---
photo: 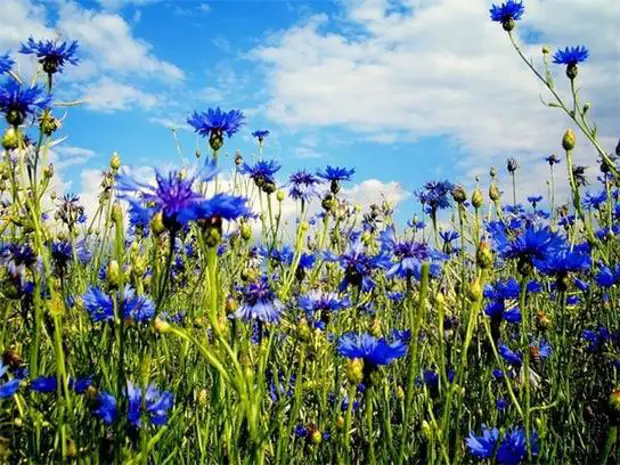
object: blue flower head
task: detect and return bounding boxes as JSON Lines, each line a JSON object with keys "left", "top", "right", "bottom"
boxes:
{"left": 239, "top": 159, "right": 281, "bottom": 191}
{"left": 93, "top": 392, "right": 117, "bottom": 425}
{"left": 232, "top": 276, "right": 284, "bottom": 323}
{"left": 545, "top": 154, "right": 561, "bottom": 166}
{"left": 0, "top": 80, "right": 51, "bottom": 126}
{"left": 0, "top": 362, "right": 20, "bottom": 398}
{"left": 416, "top": 180, "right": 454, "bottom": 212}
{"left": 20, "top": 37, "right": 79, "bottom": 74}
{"left": 466, "top": 424, "right": 499, "bottom": 459}
{"left": 489, "top": 1, "right": 525, "bottom": 31}
{"left": 252, "top": 129, "right": 270, "bottom": 142}
{"left": 127, "top": 382, "right": 174, "bottom": 427}
{"left": 496, "top": 427, "right": 539, "bottom": 464}
{"left": 187, "top": 107, "right": 245, "bottom": 150}
{"left": 316, "top": 165, "right": 355, "bottom": 194}
{"left": 0, "top": 52, "right": 15, "bottom": 75}
{"left": 553, "top": 46, "right": 589, "bottom": 67}
{"left": 288, "top": 170, "right": 323, "bottom": 202}
{"left": 337, "top": 332, "right": 407, "bottom": 374}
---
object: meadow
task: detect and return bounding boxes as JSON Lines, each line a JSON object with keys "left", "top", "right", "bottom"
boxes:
{"left": 0, "top": 1, "right": 618, "bottom": 464}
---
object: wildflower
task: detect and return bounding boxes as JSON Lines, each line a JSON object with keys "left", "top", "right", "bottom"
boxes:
{"left": 527, "top": 195, "right": 543, "bottom": 208}
{"left": 251, "top": 129, "right": 270, "bottom": 142}
{"left": 93, "top": 392, "right": 117, "bottom": 425}
{"left": 31, "top": 376, "right": 57, "bottom": 393}
{"left": 187, "top": 107, "right": 245, "bottom": 151}
{"left": 69, "top": 376, "right": 93, "bottom": 394}
{"left": 82, "top": 286, "right": 156, "bottom": 323}
{"left": 466, "top": 424, "right": 499, "bottom": 459}
{"left": 127, "top": 382, "right": 174, "bottom": 427}
{"left": 530, "top": 339, "right": 552, "bottom": 361}
{"left": 335, "top": 239, "right": 389, "bottom": 292}
{"left": 596, "top": 266, "right": 619, "bottom": 288}
{"left": 553, "top": 46, "right": 589, "bottom": 79}
{"left": 582, "top": 190, "right": 607, "bottom": 210}
{"left": 0, "top": 362, "right": 20, "bottom": 398}
{"left": 416, "top": 180, "right": 455, "bottom": 213}
{"left": 572, "top": 165, "right": 588, "bottom": 186}
{"left": 507, "top": 157, "right": 518, "bottom": 173}
{"left": 51, "top": 240, "right": 73, "bottom": 271}
{"left": 380, "top": 227, "right": 444, "bottom": 280}
{"left": 0, "top": 80, "right": 51, "bottom": 126}
{"left": 337, "top": 332, "right": 407, "bottom": 377}
{"left": 499, "top": 343, "right": 522, "bottom": 367}
{"left": 494, "top": 223, "right": 565, "bottom": 272}
{"left": 317, "top": 165, "right": 355, "bottom": 194}
{"left": 298, "top": 290, "right": 350, "bottom": 329}
{"left": 0, "top": 52, "right": 14, "bottom": 75}
{"left": 20, "top": 37, "right": 79, "bottom": 75}
{"left": 545, "top": 154, "right": 561, "bottom": 166}
{"left": 496, "top": 427, "right": 539, "bottom": 464}
{"left": 239, "top": 159, "right": 281, "bottom": 192}
{"left": 123, "top": 288, "right": 156, "bottom": 323}
{"left": 534, "top": 248, "right": 591, "bottom": 291}
{"left": 55, "top": 193, "right": 85, "bottom": 231}
{"left": 231, "top": 276, "right": 284, "bottom": 323}
{"left": 288, "top": 170, "right": 323, "bottom": 202}
{"left": 489, "top": 1, "right": 525, "bottom": 31}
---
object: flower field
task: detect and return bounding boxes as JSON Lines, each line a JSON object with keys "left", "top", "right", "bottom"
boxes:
{"left": 0, "top": 1, "right": 618, "bottom": 464}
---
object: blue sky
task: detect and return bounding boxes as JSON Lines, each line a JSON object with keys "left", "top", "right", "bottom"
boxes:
{"left": 2, "top": 0, "right": 619, "bottom": 226}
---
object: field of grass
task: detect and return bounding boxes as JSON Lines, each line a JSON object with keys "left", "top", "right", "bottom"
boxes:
{"left": 0, "top": 2, "right": 618, "bottom": 464}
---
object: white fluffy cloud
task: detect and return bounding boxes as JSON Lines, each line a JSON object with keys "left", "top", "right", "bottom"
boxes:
{"left": 252, "top": 0, "right": 619, "bottom": 185}
{"left": 81, "top": 77, "right": 159, "bottom": 112}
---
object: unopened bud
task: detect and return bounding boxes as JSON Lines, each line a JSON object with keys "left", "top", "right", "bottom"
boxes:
{"left": 107, "top": 260, "right": 121, "bottom": 289}
{"left": 297, "top": 318, "right": 311, "bottom": 342}
{"left": 396, "top": 385, "right": 405, "bottom": 400}
{"left": 111, "top": 201, "right": 123, "bottom": 225}
{"left": 276, "top": 190, "right": 285, "bottom": 202}
{"left": 151, "top": 211, "right": 165, "bottom": 235}
{"left": 451, "top": 185, "right": 467, "bottom": 204}
{"left": 489, "top": 183, "right": 501, "bottom": 202}
{"left": 476, "top": 241, "right": 493, "bottom": 270}
{"left": 609, "top": 387, "right": 620, "bottom": 414}
{"left": 346, "top": 358, "right": 364, "bottom": 385}
{"left": 110, "top": 152, "right": 121, "bottom": 170}
{"left": 240, "top": 222, "right": 252, "bottom": 241}
{"left": 310, "top": 429, "right": 322, "bottom": 445}
{"left": 562, "top": 129, "right": 576, "bottom": 151}
{"left": 472, "top": 187, "right": 484, "bottom": 208}
{"left": 467, "top": 277, "right": 483, "bottom": 302}
{"left": 153, "top": 318, "right": 171, "bottom": 334}
{"left": 336, "top": 416, "right": 345, "bottom": 430}
{"left": 2, "top": 127, "right": 19, "bottom": 150}
{"left": 542, "top": 46, "right": 551, "bottom": 54}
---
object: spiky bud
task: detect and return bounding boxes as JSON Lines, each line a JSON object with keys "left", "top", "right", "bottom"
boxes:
{"left": 467, "top": 277, "right": 483, "bottom": 302}
{"left": 346, "top": 358, "right": 364, "bottom": 385}
{"left": 276, "top": 190, "right": 285, "bottom": 202}
{"left": 153, "top": 318, "right": 171, "bottom": 334}
{"left": 476, "top": 241, "right": 493, "bottom": 269}
{"left": 451, "top": 185, "right": 467, "bottom": 204}
{"left": 2, "top": 127, "right": 20, "bottom": 150}
{"left": 562, "top": 129, "right": 576, "bottom": 151}
{"left": 151, "top": 211, "right": 165, "bottom": 235}
{"left": 106, "top": 260, "right": 121, "bottom": 289}
{"left": 472, "top": 187, "right": 484, "bottom": 208}
{"left": 110, "top": 152, "right": 121, "bottom": 170}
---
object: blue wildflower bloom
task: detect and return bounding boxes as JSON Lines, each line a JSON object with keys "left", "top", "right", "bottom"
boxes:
{"left": 498, "top": 343, "right": 522, "bottom": 367}
{"left": 93, "top": 392, "right": 117, "bottom": 425}
{"left": 82, "top": 286, "right": 114, "bottom": 322}
{"left": 0, "top": 362, "right": 20, "bottom": 398}
{"left": 337, "top": 239, "right": 389, "bottom": 292}
{"left": 298, "top": 290, "right": 349, "bottom": 323}
{"left": 232, "top": 276, "right": 284, "bottom": 323}
{"left": 489, "top": 1, "right": 525, "bottom": 25}
{"left": 534, "top": 248, "right": 591, "bottom": 277}
{"left": 51, "top": 240, "right": 73, "bottom": 269}
{"left": 495, "top": 224, "right": 565, "bottom": 267}
{"left": 497, "top": 398, "right": 509, "bottom": 410}
{"left": 0, "top": 80, "right": 51, "bottom": 125}
{"left": 493, "top": 369, "right": 504, "bottom": 379}
{"left": 69, "top": 376, "right": 93, "bottom": 394}
{"left": 0, "top": 52, "right": 15, "bottom": 75}
{"left": 316, "top": 166, "right": 355, "bottom": 182}
{"left": 83, "top": 286, "right": 156, "bottom": 323}
{"left": 192, "top": 193, "right": 251, "bottom": 222}
{"left": 20, "top": 37, "right": 79, "bottom": 74}
{"left": 251, "top": 129, "right": 270, "bottom": 141}
{"left": 553, "top": 46, "right": 589, "bottom": 66}
{"left": 466, "top": 424, "right": 499, "bottom": 459}
{"left": 31, "top": 376, "right": 56, "bottom": 393}
{"left": 288, "top": 170, "right": 323, "bottom": 202}
{"left": 527, "top": 195, "right": 543, "bottom": 208}
{"left": 380, "top": 227, "right": 444, "bottom": 280}
{"left": 123, "top": 288, "right": 156, "bottom": 323}
{"left": 496, "top": 427, "right": 539, "bottom": 464}
{"left": 416, "top": 180, "right": 454, "bottom": 212}
{"left": 583, "top": 190, "right": 607, "bottom": 210}
{"left": 127, "top": 381, "right": 174, "bottom": 427}
{"left": 439, "top": 230, "right": 459, "bottom": 243}
{"left": 596, "top": 266, "right": 618, "bottom": 288}
{"left": 187, "top": 107, "right": 245, "bottom": 139}
{"left": 336, "top": 333, "right": 407, "bottom": 371}
{"left": 128, "top": 201, "right": 155, "bottom": 235}
{"left": 239, "top": 159, "right": 282, "bottom": 189}
{"left": 116, "top": 160, "right": 220, "bottom": 230}
{"left": 545, "top": 154, "right": 561, "bottom": 166}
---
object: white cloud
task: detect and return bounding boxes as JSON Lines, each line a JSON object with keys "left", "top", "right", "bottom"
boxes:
{"left": 54, "top": 145, "right": 96, "bottom": 169}
{"left": 251, "top": 0, "right": 619, "bottom": 176}
{"left": 82, "top": 77, "right": 159, "bottom": 112}
{"left": 57, "top": 1, "right": 184, "bottom": 81}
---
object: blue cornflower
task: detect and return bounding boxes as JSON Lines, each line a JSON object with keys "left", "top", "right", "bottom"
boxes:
{"left": 0, "top": 52, "right": 15, "bottom": 75}
{"left": 69, "top": 376, "right": 93, "bottom": 394}
{"left": 553, "top": 46, "right": 589, "bottom": 66}
{"left": 252, "top": 129, "right": 270, "bottom": 142}
{"left": 489, "top": 1, "right": 525, "bottom": 27}
{"left": 0, "top": 80, "right": 51, "bottom": 126}
{"left": 288, "top": 170, "right": 323, "bottom": 202}
{"left": 495, "top": 224, "right": 565, "bottom": 267}
{"left": 498, "top": 343, "right": 522, "bottom": 367}
{"left": 496, "top": 427, "right": 539, "bottom": 464}
{"left": 527, "top": 195, "right": 543, "bottom": 208}
{"left": 336, "top": 239, "right": 389, "bottom": 292}
{"left": 298, "top": 290, "right": 350, "bottom": 328}
{"left": 82, "top": 286, "right": 156, "bottom": 323}
{"left": 596, "top": 265, "right": 619, "bottom": 288}
{"left": 239, "top": 159, "right": 282, "bottom": 190}
{"left": 124, "top": 288, "right": 156, "bottom": 323}
{"left": 187, "top": 107, "right": 245, "bottom": 139}
{"left": 0, "top": 362, "right": 20, "bottom": 398}
{"left": 439, "top": 230, "right": 459, "bottom": 243}
{"left": 534, "top": 248, "right": 591, "bottom": 278}
{"left": 232, "top": 276, "right": 284, "bottom": 323}
{"left": 530, "top": 339, "right": 552, "bottom": 359}
{"left": 93, "top": 392, "right": 117, "bottom": 425}
{"left": 116, "top": 160, "right": 221, "bottom": 230}
{"left": 380, "top": 228, "right": 444, "bottom": 280}
{"left": 82, "top": 286, "right": 114, "bottom": 322}
{"left": 337, "top": 333, "right": 407, "bottom": 371}
{"left": 192, "top": 193, "right": 251, "bottom": 222}
{"left": 31, "top": 376, "right": 56, "bottom": 393}
{"left": 127, "top": 382, "right": 174, "bottom": 427}
{"left": 316, "top": 165, "right": 355, "bottom": 182}
{"left": 128, "top": 201, "right": 155, "bottom": 235}
{"left": 466, "top": 424, "right": 499, "bottom": 459}
{"left": 20, "top": 37, "right": 79, "bottom": 74}
{"left": 545, "top": 154, "right": 561, "bottom": 166}
{"left": 497, "top": 398, "right": 509, "bottom": 410}
{"left": 416, "top": 180, "right": 454, "bottom": 212}
{"left": 583, "top": 190, "right": 607, "bottom": 210}
{"left": 51, "top": 240, "right": 73, "bottom": 269}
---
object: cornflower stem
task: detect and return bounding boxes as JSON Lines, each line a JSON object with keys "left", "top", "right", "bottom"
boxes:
{"left": 398, "top": 263, "right": 430, "bottom": 465}
{"left": 342, "top": 382, "right": 358, "bottom": 463}
{"left": 564, "top": 148, "right": 597, "bottom": 244}
{"left": 365, "top": 384, "right": 376, "bottom": 465}
{"left": 519, "top": 274, "right": 532, "bottom": 460}
{"left": 442, "top": 270, "right": 485, "bottom": 460}
{"left": 511, "top": 172, "right": 517, "bottom": 206}
{"left": 507, "top": 31, "right": 619, "bottom": 178}
{"left": 550, "top": 165, "right": 556, "bottom": 220}
{"left": 156, "top": 229, "right": 176, "bottom": 312}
